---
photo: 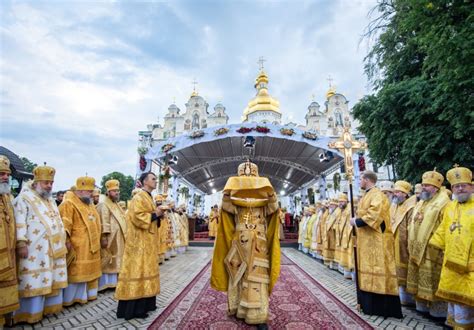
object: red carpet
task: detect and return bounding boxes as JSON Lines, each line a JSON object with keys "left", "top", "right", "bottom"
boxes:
{"left": 149, "top": 254, "right": 372, "bottom": 329}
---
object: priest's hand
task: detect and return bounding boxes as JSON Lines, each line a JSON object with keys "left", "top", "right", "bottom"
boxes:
{"left": 350, "top": 217, "right": 357, "bottom": 227}
{"left": 155, "top": 206, "right": 165, "bottom": 218}
{"left": 17, "top": 246, "right": 28, "bottom": 259}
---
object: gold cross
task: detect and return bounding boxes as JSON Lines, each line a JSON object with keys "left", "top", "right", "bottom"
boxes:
{"left": 328, "top": 127, "right": 367, "bottom": 182}
{"left": 257, "top": 56, "right": 266, "bottom": 71}
{"left": 192, "top": 78, "right": 198, "bottom": 92}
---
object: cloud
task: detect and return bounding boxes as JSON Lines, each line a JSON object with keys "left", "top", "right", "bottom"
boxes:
{"left": 1, "top": 0, "right": 377, "bottom": 190}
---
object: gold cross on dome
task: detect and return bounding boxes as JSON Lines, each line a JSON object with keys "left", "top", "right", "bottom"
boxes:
{"left": 192, "top": 78, "right": 198, "bottom": 92}
{"left": 328, "top": 127, "right": 367, "bottom": 182}
{"left": 257, "top": 56, "right": 266, "bottom": 71}
{"left": 327, "top": 75, "right": 334, "bottom": 87}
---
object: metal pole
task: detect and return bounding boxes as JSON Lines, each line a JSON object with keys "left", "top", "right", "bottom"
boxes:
{"left": 348, "top": 180, "right": 361, "bottom": 308}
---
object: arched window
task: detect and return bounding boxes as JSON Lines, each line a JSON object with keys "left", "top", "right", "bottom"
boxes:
{"left": 192, "top": 113, "right": 200, "bottom": 129}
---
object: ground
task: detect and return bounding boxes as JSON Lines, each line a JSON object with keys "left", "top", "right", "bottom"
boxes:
{"left": 11, "top": 247, "right": 444, "bottom": 329}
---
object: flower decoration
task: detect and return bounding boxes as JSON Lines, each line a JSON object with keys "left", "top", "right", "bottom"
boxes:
{"left": 137, "top": 146, "right": 149, "bottom": 156}
{"left": 237, "top": 127, "right": 253, "bottom": 134}
{"left": 161, "top": 143, "right": 175, "bottom": 153}
{"left": 280, "top": 128, "right": 295, "bottom": 136}
{"left": 189, "top": 130, "right": 205, "bottom": 139}
{"left": 214, "top": 127, "right": 229, "bottom": 136}
{"left": 255, "top": 126, "right": 270, "bottom": 134}
{"left": 302, "top": 131, "right": 318, "bottom": 141}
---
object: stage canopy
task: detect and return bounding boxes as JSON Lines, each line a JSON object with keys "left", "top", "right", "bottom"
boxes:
{"left": 145, "top": 123, "right": 343, "bottom": 195}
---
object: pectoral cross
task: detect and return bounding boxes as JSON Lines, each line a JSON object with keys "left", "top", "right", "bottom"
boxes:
{"left": 449, "top": 222, "right": 462, "bottom": 233}
{"left": 328, "top": 127, "right": 367, "bottom": 183}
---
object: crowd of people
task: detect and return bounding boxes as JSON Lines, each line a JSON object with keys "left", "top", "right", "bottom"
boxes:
{"left": 297, "top": 167, "right": 473, "bottom": 328}
{"left": 0, "top": 156, "right": 190, "bottom": 326}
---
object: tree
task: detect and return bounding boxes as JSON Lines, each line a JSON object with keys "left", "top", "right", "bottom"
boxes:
{"left": 100, "top": 172, "right": 135, "bottom": 201}
{"left": 353, "top": 0, "right": 474, "bottom": 183}
{"left": 20, "top": 157, "right": 37, "bottom": 173}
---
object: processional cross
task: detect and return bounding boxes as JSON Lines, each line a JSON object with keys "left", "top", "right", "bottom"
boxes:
{"left": 328, "top": 127, "right": 367, "bottom": 183}
{"left": 328, "top": 127, "right": 367, "bottom": 308}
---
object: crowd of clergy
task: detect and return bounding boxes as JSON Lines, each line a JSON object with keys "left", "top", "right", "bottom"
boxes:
{"left": 297, "top": 166, "right": 473, "bottom": 329}
{"left": 0, "top": 155, "right": 190, "bottom": 327}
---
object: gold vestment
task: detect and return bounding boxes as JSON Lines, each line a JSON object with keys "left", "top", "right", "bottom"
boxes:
{"left": 115, "top": 190, "right": 160, "bottom": 300}
{"left": 0, "top": 194, "right": 19, "bottom": 321}
{"left": 356, "top": 187, "right": 398, "bottom": 296}
{"left": 59, "top": 193, "right": 102, "bottom": 283}
{"left": 336, "top": 206, "right": 352, "bottom": 269}
{"left": 97, "top": 197, "right": 127, "bottom": 274}
{"left": 407, "top": 190, "right": 450, "bottom": 301}
{"left": 323, "top": 209, "right": 339, "bottom": 263}
{"left": 390, "top": 195, "right": 416, "bottom": 287}
{"left": 210, "top": 167, "right": 280, "bottom": 325}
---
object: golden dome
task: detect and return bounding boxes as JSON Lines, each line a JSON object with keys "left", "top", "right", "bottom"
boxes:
{"left": 326, "top": 86, "right": 336, "bottom": 99}
{"left": 243, "top": 70, "right": 281, "bottom": 119}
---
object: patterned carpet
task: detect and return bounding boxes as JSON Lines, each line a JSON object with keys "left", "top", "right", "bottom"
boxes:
{"left": 149, "top": 254, "right": 372, "bottom": 329}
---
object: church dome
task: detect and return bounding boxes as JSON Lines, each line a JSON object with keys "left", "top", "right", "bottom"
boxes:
{"left": 326, "top": 86, "right": 336, "bottom": 99}
{"left": 243, "top": 70, "right": 281, "bottom": 119}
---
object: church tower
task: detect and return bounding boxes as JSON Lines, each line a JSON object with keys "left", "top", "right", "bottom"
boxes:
{"left": 242, "top": 57, "right": 282, "bottom": 124}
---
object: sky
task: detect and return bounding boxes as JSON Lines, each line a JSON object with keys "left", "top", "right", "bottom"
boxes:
{"left": 0, "top": 0, "right": 378, "bottom": 191}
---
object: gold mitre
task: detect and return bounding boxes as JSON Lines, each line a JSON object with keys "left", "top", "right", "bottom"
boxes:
{"left": 33, "top": 163, "right": 55, "bottom": 182}
{"left": 379, "top": 181, "right": 394, "bottom": 192}
{"left": 154, "top": 194, "right": 166, "bottom": 203}
{"left": 329, "top": 198, "right": 338, "bottom": 205}
{"left": 338, "top": 193, "right": 348, "bottom": 202}
{"left": 393, "top": 180, "right": 412, "bottom": 195}
{"left": 414, "top": 183, "right": 422, "bottom": 194}
{"left": 105, "top": 179, "right": 120, "bottom": 191}
{"left": 238, "top": 160, "right": 259, "bottom": 177}
{"left": 92, "top": 188, "right": 101, "bottom": 197}
{"left": 446, "top": 165, "right": 472, "bottom": 186}
{"left": 0, "top": 155, "right": 11, "bottom": 174}
{"left": 422, "top": 168, "right": 444, "bottom": 188}
{"left": 76, "top": 176, "right": 95, "bottom": 191}
{"left": 308, "top": 206, "right": 316, "bottom": 214}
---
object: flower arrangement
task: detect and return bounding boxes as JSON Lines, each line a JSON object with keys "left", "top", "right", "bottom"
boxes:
{"left": 189, "top": 130, "right": 205, "bottom": 139}
{"left": 302, "top": 130, "right": 318, "bottom": 140}
{"left": 280, "top": 127, "right": 295, "bottom": 136}
{"left": 137, "top": 146, "right": 148, "bottom": 156}
{"left": 236, "top": 127, "right": 253, "bottom": 134}
{"left": 214, "top": 127, "right": 229, "bottom": 136}
{"left": 161, "top": 143, "right": 175, "bottom": 153}
{"left": 255, "top": 126, "right": 270, "bottom": 134}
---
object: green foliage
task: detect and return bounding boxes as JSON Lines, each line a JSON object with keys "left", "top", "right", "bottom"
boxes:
{"left": 100, "top": 172, "right": 135, "bottom": 201}
{"left": 354, "top": 0, "right": 474, "bottom": 183}
{"left": 20, "top": 157, "right": 37, "bottom": 173}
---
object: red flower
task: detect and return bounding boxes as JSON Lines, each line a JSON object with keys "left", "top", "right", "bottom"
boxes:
{"left": 237, "top": 127, "right": 253, "bottom": 134}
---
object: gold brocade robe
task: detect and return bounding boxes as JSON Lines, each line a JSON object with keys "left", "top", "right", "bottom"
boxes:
{"left": 356, "top": 187, "right": 398, "bottom": 296}
{"left": 97, "top": 197, "right": 127, "bottom": 274}
{"left": 208, "top": 209, "right": 219, "bottom": 238}
{"left": 211, "top": 177, "right": 280, "bottom": 325}
{"left": 178, "top": 212, "right": 189, "bottom": 247}
{"left": 315, "top": 210, "right": 329, "bottom": 255}
{"left": 336, "top": 206, "right": 352, "bottom": 269}
{"left": 0, "top": 194, "right": 19, "bottom": 317}
{"left": 390, "top": 195, "right": 416, "bottom": 287}
{"left": 429, "top": 196, "right": 474, "bottom": 306}
{"left": 323, "top": 209, "right": 339, "bottom": 263}
{"left": 310, "top": 211, "right": 321, "bottom": 252}
{"left": 407, "top": 190, "right": 449, "bottom": 302}
{"left": 303, "top": 213, "right": 317, "bottom": 249}
{"left": 298, "top": 215, "right": 309, "bottom": 244}
{"left": 115, "top": 190, "right": 160, "bottom": 300}
{"left": 59, "top": 193, "right": 102, "bottom": 283}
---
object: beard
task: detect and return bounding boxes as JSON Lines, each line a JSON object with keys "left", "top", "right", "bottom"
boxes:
{"left": 35, "top": 186, "right": 52, "bottom": 199}
{"left": 454, "top": 193, "right": 471, "bottom": 203}
{"left": 110, "top": 195, "right": 120, "bottom": 202}
{"left": 420, "top": 191, "right": 433, "bottom": 201}
{"left": 80, "top": 197, "right": 91, "bottom": 204}
{"left": 392, "top": 196, "right": 406, "bottom": 205}
{"left": 0, "top": 182, "right": 10, "bottom": 195}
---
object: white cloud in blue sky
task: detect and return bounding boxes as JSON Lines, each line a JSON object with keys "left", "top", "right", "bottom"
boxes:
{"left": 0, "top": 0, "right": 377, "bottom": 190}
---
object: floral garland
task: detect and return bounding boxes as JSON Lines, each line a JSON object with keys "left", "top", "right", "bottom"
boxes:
{"left": 236, "top": 127, "right": 253, "bottom": 134}
{"left": 255, "top": 126, "right": 270, "bottom": 134}
{"left": 161, "top": 143, "right": 175, "bottom": 153}
{"left": 189, "top": 130, "right": 205, "bottom": 139}
{"left": 302, "top": 130, "right": 318, "bottom": 141}
{"left": 214, "top": 127, "right": 229, "bottom": 136}
{"left": 280, "top": 127, "right": 295, "bottom": 136}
